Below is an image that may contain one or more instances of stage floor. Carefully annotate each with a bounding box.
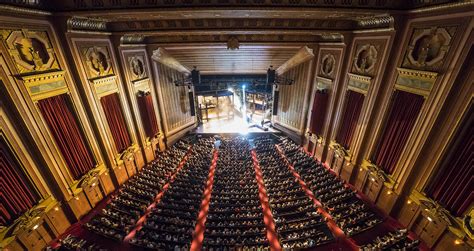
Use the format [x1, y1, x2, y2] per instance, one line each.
[194, 114, 277, 134]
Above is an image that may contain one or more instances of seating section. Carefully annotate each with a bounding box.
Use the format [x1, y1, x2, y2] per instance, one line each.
[84, 138, 192, 240]
[203, 136, 269, 250]
[51, 134, 423, 251]
[277, 137, 382, 236]
[360, 229, 420, 250]
[254, 136, 335, 249]
[130, 137, 215, 250]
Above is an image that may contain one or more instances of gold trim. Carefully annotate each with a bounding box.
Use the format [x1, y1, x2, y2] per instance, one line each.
[0, 196, 57, 248]
[410, 190, 471, 240]
[69, 163, 107, 196]
[19, 70, 69, 101]
[397, 68, 438, 80]
[395, 68, 438, 97]
[348, 73, 371, 95]
[92, 75, 118, 98]
[361, 159, 396, 188]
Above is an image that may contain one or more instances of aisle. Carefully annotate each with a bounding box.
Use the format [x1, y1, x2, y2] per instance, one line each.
[251, 150, 282, 251]
[190, 150, 219, 251]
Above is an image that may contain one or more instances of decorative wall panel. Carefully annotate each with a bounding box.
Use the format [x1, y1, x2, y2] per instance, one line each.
[154, 62, 195, 137]
[275, 61, 312, 134]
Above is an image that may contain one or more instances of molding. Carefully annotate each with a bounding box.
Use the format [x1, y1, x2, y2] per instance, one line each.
[410, 0, 474, 13]
[395, 67, 438, 97]
[19, 70, 69, 101]
[67, 16, 107, 31]
[0, 4, 51, 16]
[347, 73, 371, 95]
[120, 34, 146, 44]
[356, 15, 394, 29]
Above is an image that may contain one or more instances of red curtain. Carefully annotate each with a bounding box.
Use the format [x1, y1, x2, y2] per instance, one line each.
[101, 93, 132, 153]
[336, 90, 365, 150]
[38, 94, 96, 180]
[372, 90, 424, 174]
[137, 92, 159, 138]
[1, 136, 40, 226]
[309, 90, 329, 136]
[425, 104, 473, 216]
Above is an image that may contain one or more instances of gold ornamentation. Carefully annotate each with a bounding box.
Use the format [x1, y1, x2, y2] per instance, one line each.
[93, 75, 118, 97]
[320, 54, 336, 78]
[395, 68, 438, 97]
[19, 70, 69, 101]
[348, 73, 371, 95]
[129, 55, 146, 80]
[83, 46, 113, 79]
[353, 44, 378, 76]
[67, 17, 107, 31]
[0, 29, 59, 74]
[403, 26, 455, 71]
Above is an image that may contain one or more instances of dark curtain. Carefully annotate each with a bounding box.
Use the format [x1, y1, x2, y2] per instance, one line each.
[336, 90, 365, 150]
[425, 103, 473, 216]
[372, 90, 424, 174]
[38, 94, 96, 180]
[101, 93, 132, 153]
[137, 92, 159, 138]
[1, 136, 41, 226]
[309, 90, 329, 136]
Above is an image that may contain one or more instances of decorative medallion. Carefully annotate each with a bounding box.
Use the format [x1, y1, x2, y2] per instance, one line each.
[128, 55, 146, 80]
[0, 29, 59, 74]
[320, 54, 336, 78]
[352, 44, 378, 76]
[402, 26, 455, 71]
[82, 46, 113, 78]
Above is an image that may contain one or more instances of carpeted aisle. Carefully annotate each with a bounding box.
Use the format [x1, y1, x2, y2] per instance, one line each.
[251, 150, 283, 251]
[190, 150, 219, 251]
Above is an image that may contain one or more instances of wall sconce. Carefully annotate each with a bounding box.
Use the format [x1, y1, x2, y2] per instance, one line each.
[74, 196, 79, 201]
[54, 207, 59, 211]
[32, 224, 39, 230]
[407, 200, 412, 204]
[386, 190, 392, 195]
[427, 216, 433, 222]
[371, 178, 375, 182]
[454, 239, 463, 245]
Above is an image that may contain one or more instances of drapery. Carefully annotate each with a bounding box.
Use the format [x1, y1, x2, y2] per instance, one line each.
[1, 136, 40, 225]
[101, 93, 132, 153]
[372, 90, 424, 174]
[137, 92, 159, 138]
[38, 94, 96, 180]
[336, 90, 365, 150]
[425, 104, 473, 216]
[309, 90, 329, 136]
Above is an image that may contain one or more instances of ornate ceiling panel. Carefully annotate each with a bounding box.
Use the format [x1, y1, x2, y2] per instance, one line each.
[160, 45, 301, 74]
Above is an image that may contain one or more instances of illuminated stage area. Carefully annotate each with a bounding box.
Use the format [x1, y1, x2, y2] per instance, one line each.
[194, 114, 277, 134]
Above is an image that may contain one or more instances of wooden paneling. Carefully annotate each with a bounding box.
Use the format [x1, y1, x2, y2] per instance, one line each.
[398, 199, 420, 228]
[67, 191, 91, 219]
[45, 205, 71, 236]
[155, 63, 196, 136]
[165, 45, 299, 74]
[275, 61, 312, 134]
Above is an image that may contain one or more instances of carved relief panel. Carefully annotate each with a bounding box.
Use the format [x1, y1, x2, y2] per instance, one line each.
[79, 45, 114, 79]
[319, 53, 336, 79]
[0, 29, 60, 74]
[402, 26, 456, 72]
[128, 54, 147, 81]
[351, 43, 380, 77]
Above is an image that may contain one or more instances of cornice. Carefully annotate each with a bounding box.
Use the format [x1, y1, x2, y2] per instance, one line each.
[0, 4, 51, 16]
[67, 16, 107, 31]
[410, 0, 474, 14]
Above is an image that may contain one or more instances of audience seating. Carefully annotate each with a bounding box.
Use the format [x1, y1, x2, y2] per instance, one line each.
[254, 136, 335, 249]
[130, 137, 215, 250]
[360, 229, 420, 250]
[277, 137, 382, 236]
[202, 136, 269, 250]
[84, 138, 192, 240]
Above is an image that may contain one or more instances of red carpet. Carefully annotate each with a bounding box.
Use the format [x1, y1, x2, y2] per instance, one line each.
[190, 150, 219, 251]
[251, 150, 283, 251]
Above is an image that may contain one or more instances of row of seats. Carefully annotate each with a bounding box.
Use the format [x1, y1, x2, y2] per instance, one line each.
[84, 138, 192, 240]
[360, 229, 420, 250]
[253, 136, 335, 250]
[202, 136, 269, 251]
[278, 137, 383, 236]
[130, 137, 216, 250]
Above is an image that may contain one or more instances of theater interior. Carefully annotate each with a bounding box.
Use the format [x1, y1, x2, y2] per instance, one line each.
[0, 1, 472, 250]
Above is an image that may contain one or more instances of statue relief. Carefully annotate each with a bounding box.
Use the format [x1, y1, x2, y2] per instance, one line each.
[83, 46, 113, 78]
[129, 55, 146, 80]
[403, 26, 454, 71]
[352, 44, 378, 76]
[320, 54, 336, 78]
[1, 29, 59, 74]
